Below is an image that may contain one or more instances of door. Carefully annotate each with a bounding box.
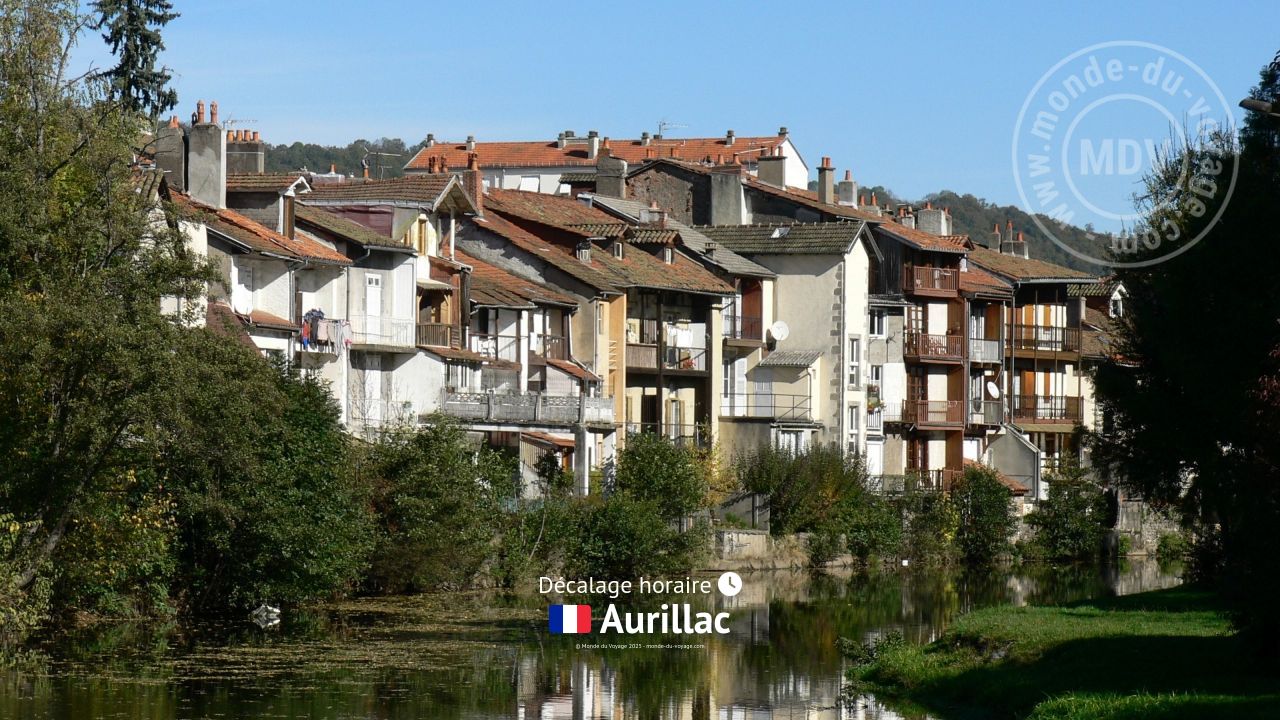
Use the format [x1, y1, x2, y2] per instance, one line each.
[365, 274, 383, 339]
[867, 440, 884, 477]
[364, 353, 382, 425]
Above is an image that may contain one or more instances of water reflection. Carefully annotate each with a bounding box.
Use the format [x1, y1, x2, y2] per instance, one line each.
[4, 561, 1180, 720]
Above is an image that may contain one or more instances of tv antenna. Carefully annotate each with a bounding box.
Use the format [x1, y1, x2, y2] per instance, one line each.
[360, 145, 403, 180]
[656, 118, 686, 138]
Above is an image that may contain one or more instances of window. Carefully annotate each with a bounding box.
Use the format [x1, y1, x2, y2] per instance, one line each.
[870, 364, 883, 386]
[1110, 296, 1123, 318]
[848, 337, 861, 387]
[662, 247, 674, 264]
[848, 405, 861, 453]
[518, 175, 540, 192]
[869, 309, 886, 337]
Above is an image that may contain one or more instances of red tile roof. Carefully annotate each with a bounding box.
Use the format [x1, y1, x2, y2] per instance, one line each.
[547, 358, 600, 383]
[227, 173, 307, 193]
[967, 246, 1095, 282]
[468, 213, 623, 293]
[172, 192, 350, 265]
[960, 265, 1013, 297]
[246, 309, 297, 331]
[455, 249, 578, 308]
[486, 189, 629, 238]
[964, 460, 1028, 496]
[205, 301, 258, 351]
[405, 134, 789, 170]
[872, 221, 970, 254]
[303, 175, 460, 206]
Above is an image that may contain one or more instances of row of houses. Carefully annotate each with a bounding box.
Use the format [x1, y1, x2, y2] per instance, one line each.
[150, 103, 1123, 500]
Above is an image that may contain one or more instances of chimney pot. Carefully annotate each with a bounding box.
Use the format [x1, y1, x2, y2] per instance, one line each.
[226, 130, 235, 142]
[426, 133, 435, 147]
[209, 101, 218, 125]
[844, 170, 852, 181]
[252, 130, 259, 142]
[168, 115, 179, 129]
[195, 100, 205, 124]
[725, 129, 735, 146]
[330, 163, 336, 173]
[588, 130, 598, 138]
[778, 126, 788, 136]
[466, 135, 476, 151]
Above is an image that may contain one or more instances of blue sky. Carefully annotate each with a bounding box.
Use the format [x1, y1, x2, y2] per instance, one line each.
[75, 0, 1278, 220]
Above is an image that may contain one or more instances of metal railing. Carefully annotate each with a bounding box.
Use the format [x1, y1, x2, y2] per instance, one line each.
[1010, 395, 1082, 422]
[348, 315, 416, 347]
[469, 333, 521, 363]
[625, 422, 708, 448]
[1008, 324, 1081, 353]
[441, 391, 614, 425]
[723, 314, 763, 341]
[969, 337, 1002, 363]
[415, 322, 455, 348]
[969, 399, 1004, 426]
[866, 410, 884, 433]
[904, 332, 963, 360]
[663, 345, 706, 371]
[900, 399, 965, 426]
[720, 393, 812, 421]
[904, 266, 958, 294]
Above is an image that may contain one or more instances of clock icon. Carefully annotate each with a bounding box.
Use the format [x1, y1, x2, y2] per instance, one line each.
[717, 571, 743, 597]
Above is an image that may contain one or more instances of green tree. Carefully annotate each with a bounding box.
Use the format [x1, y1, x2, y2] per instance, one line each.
[92, 0, 179, 117]
[1093, 49, 1280, 653]
[615, 433, 707, 521]
[359, 417, 517, 593]
[951, 465, 1016, 565]
[1026, 467, 1108, 561]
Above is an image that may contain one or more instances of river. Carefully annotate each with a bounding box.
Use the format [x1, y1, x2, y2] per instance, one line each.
[2, 560, 1181, 719]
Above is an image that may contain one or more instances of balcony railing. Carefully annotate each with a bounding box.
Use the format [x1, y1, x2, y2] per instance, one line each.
[469, 333, 521, 363]
[904, 332, 963, 361]
[867, 410, 884, 433]
[534, 334, 570, 361]
[904, 266, 958, 295]
[299, 318, 344, 354]
[969, 337, 1002, 364]
[415, 322, 456, 348]
[441, 391, 614, 425]
[625, 422, 708, 449]
[1008, 325, 1081, 353]
[720, 393, 812, 422]
[900, 399, 965, 426]
[348, 315, 415, 348]
[663, 345, 706, 372]
[904, 468, 964, 491]
[625, 342, 658, 369]
[969, 399, 1004, 426]
[723, 314, 764, 341]
[1010, 395, 1082, 423]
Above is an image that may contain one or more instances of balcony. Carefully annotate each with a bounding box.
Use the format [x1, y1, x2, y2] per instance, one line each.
[720, 393, 813, 422]
[969, 337, 1002, 364]
[441, 391, 614, 426]
[903, 266, 958, 297]
[469, 333, 521, 363]
[1010, 395, 1082, 424]
[723, 314, 764, 342]
[415, 322, 457, 348]
[867, 410, 884, 433]
[533, 334, 570, 361]
[348, 315, 416, 349]
[904, 468, 964, 491]
[899, 399, 964, 427]
[904, 332, 963, 363]
[969, 399, 1004, 426]
[625, 342, 658, 370]
[1008, 325, 1081, 355]
[298, 318, 344, 355]
[625, 343, 707, 373]
[625, 422, 709, 449]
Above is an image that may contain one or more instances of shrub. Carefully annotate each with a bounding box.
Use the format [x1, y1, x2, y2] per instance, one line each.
[360, 416, 516, 593]
[950, 466, 1016, 565]
[846, 494, 902, 562]
[615, 433, 707, 521]
[1026, 466, 1109, 561]
[567, 497, 705, 579]
[1156, 531, 1191, 564]
[736, 443, 867, 535]
[899, 490, 958, 564]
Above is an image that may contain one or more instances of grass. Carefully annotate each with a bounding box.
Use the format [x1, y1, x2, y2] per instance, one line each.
[848, 585, 1280, 719]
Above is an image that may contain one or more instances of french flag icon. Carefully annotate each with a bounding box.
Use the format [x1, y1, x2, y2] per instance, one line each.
[548, 604, 592, 634]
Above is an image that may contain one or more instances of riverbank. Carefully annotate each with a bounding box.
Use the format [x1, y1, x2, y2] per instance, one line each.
[847, 585, 1280, 719]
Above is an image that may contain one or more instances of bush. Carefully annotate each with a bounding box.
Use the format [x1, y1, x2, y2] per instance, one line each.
[950, 466, 1016, 565]
[614, 433, 707, 521]
[1156, 531, 1191, 565]
[846, 494, 902, 562]
[1026, 466, 1109, 561]
[360, 416, 516, 593]
[900, 490, 958, 564]
[567, 497, 706, 579]
[736, 443, 867, 535]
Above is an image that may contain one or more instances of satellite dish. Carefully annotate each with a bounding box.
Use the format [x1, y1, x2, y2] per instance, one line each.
[769, 320, 790, 342]
[986, 381, 1002, 399]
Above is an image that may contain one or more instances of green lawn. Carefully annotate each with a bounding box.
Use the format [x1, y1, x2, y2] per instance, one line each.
[848, 586, 1280, 719]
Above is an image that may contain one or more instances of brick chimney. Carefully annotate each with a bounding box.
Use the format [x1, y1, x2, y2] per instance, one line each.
[916, 203, 952, 236]
[155, 115, 186, 192]
[1000, 221, 1028, 258]
[817, 156, 835, 204]
[463, 152, 484, 215]
[596, 148, 628, 199]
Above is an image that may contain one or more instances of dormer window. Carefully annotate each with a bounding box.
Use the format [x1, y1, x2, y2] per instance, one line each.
[663, 247, 674, 264]
[576, 241, 592, 264]
[613, 242, 624, 259]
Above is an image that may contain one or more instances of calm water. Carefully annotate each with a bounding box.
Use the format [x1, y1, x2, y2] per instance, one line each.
[3, 561, 1181, 720]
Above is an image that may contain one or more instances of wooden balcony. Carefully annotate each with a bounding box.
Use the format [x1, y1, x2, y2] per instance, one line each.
[528, 334, 568, 364]
[723, 314, 764, 342]
[904, 332, 964, 363]
[625, 342, 708, 373]
[903, 266, 958, 297]
[893, 399, 965, 428]
[1010, 395, 1082, 424]
[415, 322, 456, 348]
[1008, 325, 1081, 356]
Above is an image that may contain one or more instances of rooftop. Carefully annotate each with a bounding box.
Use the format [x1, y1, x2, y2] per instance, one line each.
[171, 192, 350, 265]
[302, 175, 460, 207]
[695, 222, 867, 255]
[455, 249, 578, 308]
[967, 246, 1097, 282]
[405, 132, 790, 171]
[295, 205, 408, 251]
[227, 173, 308, 193]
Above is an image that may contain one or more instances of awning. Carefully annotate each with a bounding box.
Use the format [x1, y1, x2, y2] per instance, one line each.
[417, 277, 453, 291]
